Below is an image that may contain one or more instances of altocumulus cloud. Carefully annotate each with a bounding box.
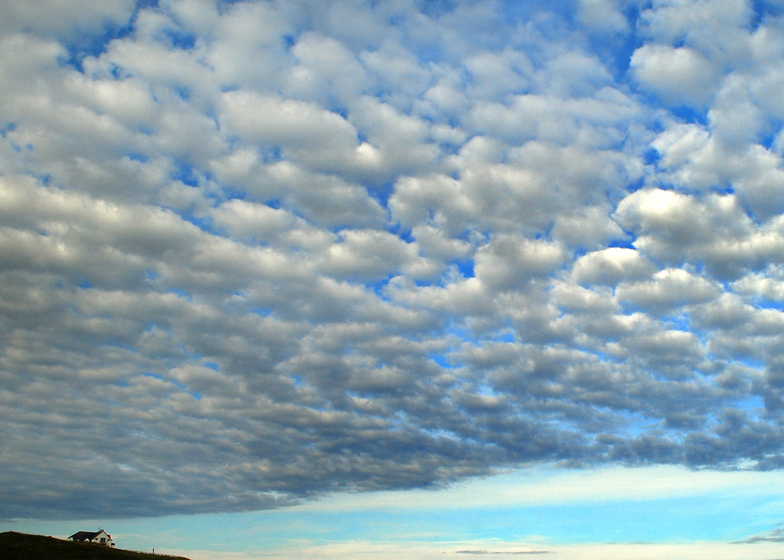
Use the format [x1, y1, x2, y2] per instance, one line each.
[3, 0, 784, 520]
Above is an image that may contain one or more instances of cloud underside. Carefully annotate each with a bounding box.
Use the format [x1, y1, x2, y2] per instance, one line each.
[455, 551, 552, 555]
[4, 0, 784, 519]
[734, 524, 784, 543]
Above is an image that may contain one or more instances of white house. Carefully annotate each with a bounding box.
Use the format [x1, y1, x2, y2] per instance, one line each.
[68, 529, 115, 547]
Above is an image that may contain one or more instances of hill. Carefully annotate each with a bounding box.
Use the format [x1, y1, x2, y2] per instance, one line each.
[0, 531, 192, 560]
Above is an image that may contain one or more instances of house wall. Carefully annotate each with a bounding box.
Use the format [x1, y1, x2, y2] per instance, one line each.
[71, 530, 113, 546]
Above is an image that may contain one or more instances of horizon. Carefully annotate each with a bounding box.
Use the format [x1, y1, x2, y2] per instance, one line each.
[8, 464, 784, 558]
[4, 0, 784, 558]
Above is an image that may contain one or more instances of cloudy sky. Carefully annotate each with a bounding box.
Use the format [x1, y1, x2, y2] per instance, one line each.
[4, 0, 784, 557]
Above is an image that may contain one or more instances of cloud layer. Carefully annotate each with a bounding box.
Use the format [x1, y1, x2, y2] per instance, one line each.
[3, 0, 784, 519]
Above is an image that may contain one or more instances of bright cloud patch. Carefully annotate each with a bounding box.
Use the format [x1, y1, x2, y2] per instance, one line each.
[2, 0, 784, 521]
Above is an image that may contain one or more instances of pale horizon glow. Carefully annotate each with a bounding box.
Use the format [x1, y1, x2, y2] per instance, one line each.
[295, 463, 784, 511]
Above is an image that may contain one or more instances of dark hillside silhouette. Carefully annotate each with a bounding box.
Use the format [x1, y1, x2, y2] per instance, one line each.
[0, 532, 191, 560]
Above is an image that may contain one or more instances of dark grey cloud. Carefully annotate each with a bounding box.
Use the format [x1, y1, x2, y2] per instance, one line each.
[454, 551, 552, 555]
[3, 0, 784, 520]
[734, 524, 784, 544]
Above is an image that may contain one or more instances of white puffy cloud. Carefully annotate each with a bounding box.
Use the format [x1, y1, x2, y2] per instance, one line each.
[616, 188, 784, 276]
[732, 266, 784, 301]
[474, 235, 566, 293]
[577, 0, 630, 34]
[572, 248, 657, 285]
[551, 206, 626, 249]
[630, 44, 721, 107]
[0, 0, 135, 38]
[617, 268, 721, 312]
[220, 91, 357, 153]
[637, 0, 753, 66]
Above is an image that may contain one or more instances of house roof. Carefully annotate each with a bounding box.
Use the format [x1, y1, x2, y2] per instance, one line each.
[69, 530, 109, 540]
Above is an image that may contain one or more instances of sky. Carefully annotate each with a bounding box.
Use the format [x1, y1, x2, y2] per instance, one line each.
[4, 0, 784, 558]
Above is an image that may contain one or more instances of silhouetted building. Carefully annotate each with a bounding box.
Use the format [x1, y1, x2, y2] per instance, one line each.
[68, 529, 115, 547]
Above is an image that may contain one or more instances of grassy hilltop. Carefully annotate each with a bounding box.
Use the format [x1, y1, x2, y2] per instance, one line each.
[0, 531, 192, 560]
